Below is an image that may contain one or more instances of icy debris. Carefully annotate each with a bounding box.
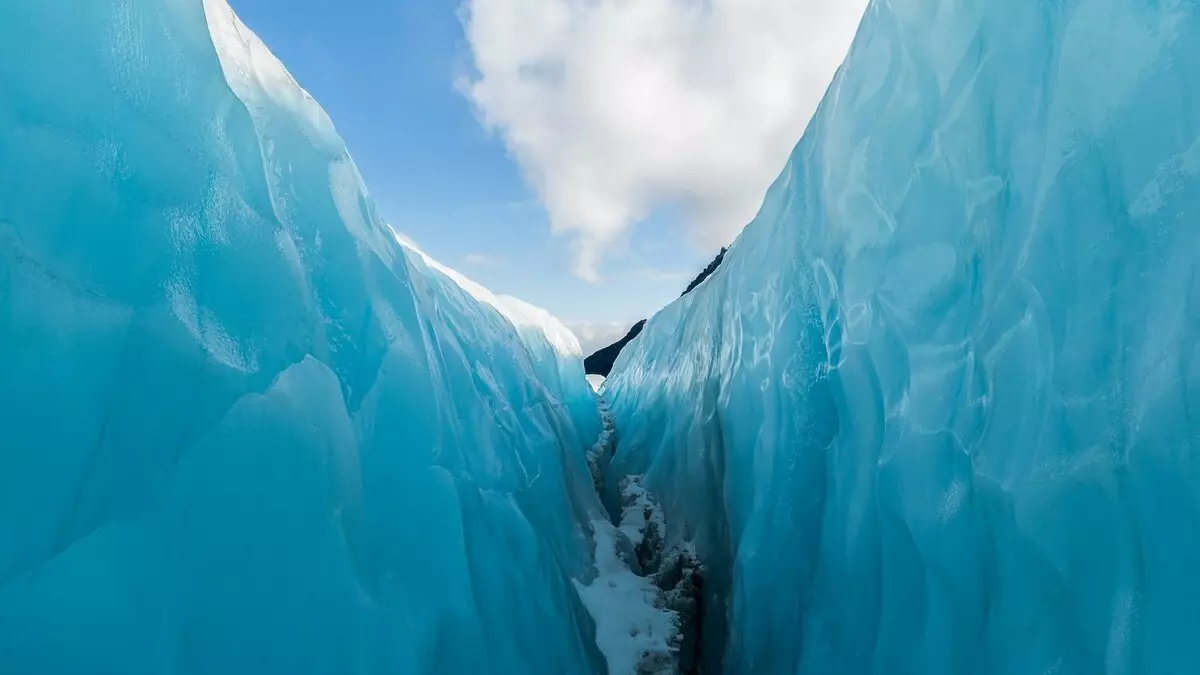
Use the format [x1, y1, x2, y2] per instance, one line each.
[587, 399, 617, 494]
[618, 476, 666, 572]
[616, 477, 705, 674]
[577, 409, 702, 674]
[576, 472, 708, 675]
[575, 520, 679, 675]
[652, 543, 705, 674]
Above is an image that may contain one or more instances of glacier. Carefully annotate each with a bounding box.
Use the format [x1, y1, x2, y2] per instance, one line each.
[0, 0, 627, 672]
[602, 0, 1200, 673]
[4, 0, 1200, 673]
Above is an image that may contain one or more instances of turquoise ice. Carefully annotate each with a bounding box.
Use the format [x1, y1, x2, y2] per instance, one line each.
[4, 0, 1200, 673]
[0, 1, 607, 672]
[604, 0, 1200, 672]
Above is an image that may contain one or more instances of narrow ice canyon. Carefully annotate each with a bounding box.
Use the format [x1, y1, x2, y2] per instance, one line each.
[2, 0, 1200, 674]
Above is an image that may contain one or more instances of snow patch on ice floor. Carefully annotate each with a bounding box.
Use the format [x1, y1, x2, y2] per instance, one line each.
[587, 374, 607, 392]
[617, 476, 664, 554]
[575, 519, 678, 675]
[586, 396, 616, 494]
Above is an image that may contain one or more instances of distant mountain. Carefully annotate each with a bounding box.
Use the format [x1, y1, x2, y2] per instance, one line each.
[567, 321, 638, 356]
[681, 247, 727, 296]
[583, 319, 646, 377]
[583, 247, 728, 377]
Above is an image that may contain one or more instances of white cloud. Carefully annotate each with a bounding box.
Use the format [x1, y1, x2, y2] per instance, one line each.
[566, 321, 636, 355]
[460, 0, 867, 280]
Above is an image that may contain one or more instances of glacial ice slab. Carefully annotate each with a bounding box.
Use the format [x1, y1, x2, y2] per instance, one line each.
[603, 0, 1200, 673]
[0, 1, 606, 673]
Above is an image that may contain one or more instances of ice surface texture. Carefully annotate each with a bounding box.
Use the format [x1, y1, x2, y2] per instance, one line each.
[604, 0, 1200, 673]
[0, 1, 606, 673]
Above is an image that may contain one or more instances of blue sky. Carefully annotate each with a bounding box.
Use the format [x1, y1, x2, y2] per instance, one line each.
[227, 0, 708, 327]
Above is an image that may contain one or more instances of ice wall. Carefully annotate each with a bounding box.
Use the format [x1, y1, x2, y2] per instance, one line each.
[604, 0, 1200, 673]
[0, 1, 606, 673]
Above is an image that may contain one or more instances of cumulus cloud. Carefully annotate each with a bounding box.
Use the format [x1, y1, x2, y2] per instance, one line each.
[460, 0, 867, 280]
[566, 321, 637, 355]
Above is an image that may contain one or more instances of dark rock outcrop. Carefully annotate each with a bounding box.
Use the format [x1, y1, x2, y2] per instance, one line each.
[680, 247, 727, 296]
[583, 247, 727, 376]
[583, 319, 646, 377]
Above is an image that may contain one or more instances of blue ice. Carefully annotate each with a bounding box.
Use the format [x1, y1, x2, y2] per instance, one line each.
[6, 0, 1200, 673]
[0, 1, 607, 673]
[603, 0, 1200, 673]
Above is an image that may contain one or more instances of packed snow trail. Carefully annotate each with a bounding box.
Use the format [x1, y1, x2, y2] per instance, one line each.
[576, 394, 706, 675]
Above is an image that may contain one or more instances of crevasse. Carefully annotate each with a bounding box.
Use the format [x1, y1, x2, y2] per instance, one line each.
[4, 0, 1200, 674]
[603, 0, 1200, 673]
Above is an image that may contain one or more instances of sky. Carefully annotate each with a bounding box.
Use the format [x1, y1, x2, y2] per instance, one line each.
[226, 0, 865, 340]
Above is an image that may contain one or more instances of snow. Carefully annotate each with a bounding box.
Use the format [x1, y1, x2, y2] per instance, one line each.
[393, 230, 584, 358]
[587, 373, 607, 392]
[574, 520, 677, 675]
[617, 476, 664, 553]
